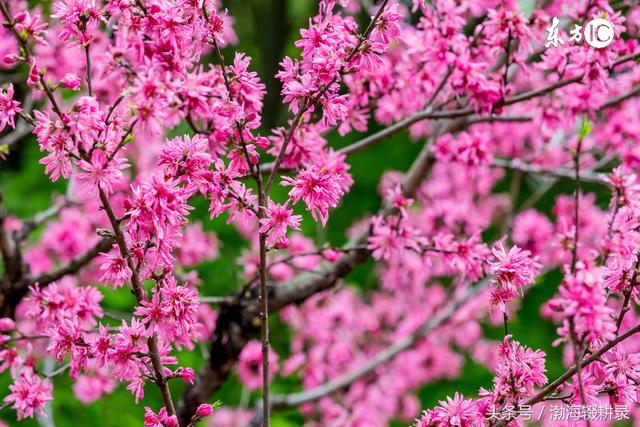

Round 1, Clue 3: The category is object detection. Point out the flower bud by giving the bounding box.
[163,415,178,427]
[133,246,145,259]
[13,11,26,23]
[60,73,81,90]
[27,63,40,88]
[0,317,15,332]
[2,54,19,65]
[195,403,213,418]
[180,367,195,384]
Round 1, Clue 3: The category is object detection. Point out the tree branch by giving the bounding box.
[0,193,27,317]
[492,322,640,426]
[97,187,177,417]
[178,124,437,425]
[263,0,391,195]
[269,279,488,409]
[27,236,113,287]
[490,158,608,186]
[601,85,640,109]
[15,197,72,242]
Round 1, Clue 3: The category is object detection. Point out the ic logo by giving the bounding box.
[584,18,615,48]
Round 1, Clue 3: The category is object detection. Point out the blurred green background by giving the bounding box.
[0,0,611,425]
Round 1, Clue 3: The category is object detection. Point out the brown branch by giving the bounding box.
[27,236,113,287]
[602,86,640,109]
[615,253,640,334]
[269,279,488,410]
[263,0,391,195]
[97,187,177,417]
[178,123,437,425]
[336,115,532,158]
[207,17,272,423]
[0,193,27,317]
[251,4,393,424]
[491,158,607,186]
[15,197,72,242]
[85,45,93,97]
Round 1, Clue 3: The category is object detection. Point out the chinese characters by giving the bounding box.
[546,16,616,49]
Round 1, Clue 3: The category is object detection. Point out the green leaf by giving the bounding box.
[579,116,592,140]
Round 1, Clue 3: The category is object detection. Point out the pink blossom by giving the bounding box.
[259,200,302,247]
[144,407,178,427]
[89,323,111,367]
[429,393,477,427]
[488,243,540,311]
[73,364,116,404]
[206,408,253,427]
[4,370,53,420]
[178,223,219,266]
[548,266,617,344]
[179,367,195,384]
[282,161,348,226]
[24,280,103,330]
[512,210,554,261]
[77,150,128,196]
[60,73,81,90]
[46,318,88,376]
[66,96,106,151]
[0,317,15,332]
[320,93,349,128]
[134,293,170,338]
[370,2,403,45]
[367,215,421,261]
[99,247,132,289]
[53,0,104,45]
[485,336,547,406]
[604,349,640,382]
[158,135,213,195]
[237,340,279,391]
[108,340,140,382]
[158,276,200,344]
[12,11,48,44]
[0,84,22,132]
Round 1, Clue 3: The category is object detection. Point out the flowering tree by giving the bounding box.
[0,0,640,425]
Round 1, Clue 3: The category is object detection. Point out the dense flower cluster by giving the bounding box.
[0,0,640,426]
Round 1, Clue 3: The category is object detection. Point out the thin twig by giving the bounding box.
[492,322,640,426]
[269,280,488,409]
[28,236,113,287]
[601,85,640,109]
[97,187,176,416]
[85,45,93,97]
[16,197,72,241]
[570,135,583,273]
[263,0,391,196]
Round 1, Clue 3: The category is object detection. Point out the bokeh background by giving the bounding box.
[0,0,612,425]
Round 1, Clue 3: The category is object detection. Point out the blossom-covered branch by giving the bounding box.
[1,0,640,426]
[269,278,489,410]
